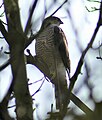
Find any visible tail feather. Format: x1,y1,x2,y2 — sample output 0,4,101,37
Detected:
55,82,69,114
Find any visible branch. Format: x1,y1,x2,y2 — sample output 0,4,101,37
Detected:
26,50,93,115
28,78,44,85
0,2,4,8
0,0,69,72
32,78,45,97
26,49,50,78
50,0,68,17
0,59,10,71
85,6,100,12
0,1,41,74
0,20,8,43
69,1,102,93
3,0,33,119
96,56,102,60
87,0,101,3
24,0,38,35
96,47,102,60
25,0,68,47
70,93,93,115
0,79,15,120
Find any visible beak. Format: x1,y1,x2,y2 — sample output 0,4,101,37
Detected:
60,21,63,24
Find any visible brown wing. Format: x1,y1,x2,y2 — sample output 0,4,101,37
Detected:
54,26,70,75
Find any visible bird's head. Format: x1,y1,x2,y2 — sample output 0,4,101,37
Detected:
41,16,63,28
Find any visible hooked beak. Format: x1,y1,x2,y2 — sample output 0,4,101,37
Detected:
60,21,63,24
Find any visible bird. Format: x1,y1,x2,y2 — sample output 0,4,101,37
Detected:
35,16,70,116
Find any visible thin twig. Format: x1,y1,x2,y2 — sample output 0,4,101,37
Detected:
92,41,102,50
0,2,4,8
85,6,100,12
26,49,93,115
0,20,7,25
25,0,68,47
50,0,68,17
87,0,101,3
28,77,44,85
24,0,38,36
32,79,45,97
0,1,68,72
8,105,16,109
69,1,102,92
44,0,47,16
96,56,102,60
0,59,10,71
96,43,102,60
0,36,4,39
0,20,8,43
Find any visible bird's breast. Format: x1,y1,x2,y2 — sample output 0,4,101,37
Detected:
35,26,66,82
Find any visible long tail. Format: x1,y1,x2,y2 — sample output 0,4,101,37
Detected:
55,81,69,116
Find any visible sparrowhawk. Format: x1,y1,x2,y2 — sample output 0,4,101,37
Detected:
35,16,70,115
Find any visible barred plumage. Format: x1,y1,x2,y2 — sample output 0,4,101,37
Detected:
35,16,70,116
